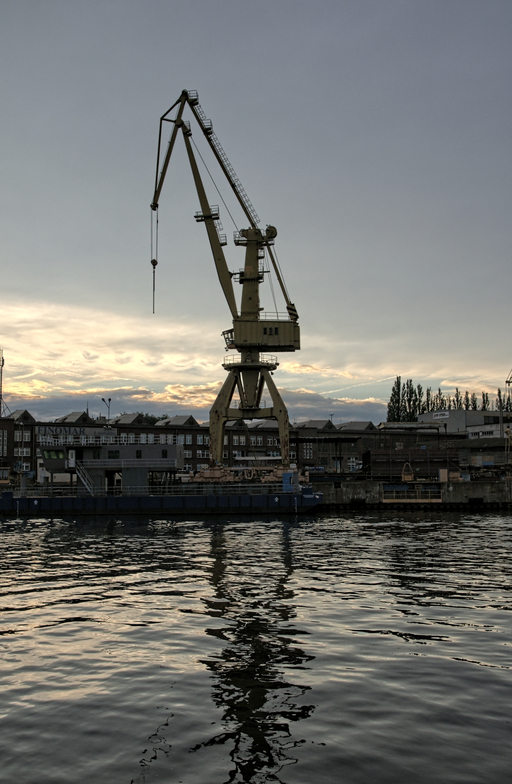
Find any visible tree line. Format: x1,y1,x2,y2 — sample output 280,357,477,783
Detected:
386,376,512,422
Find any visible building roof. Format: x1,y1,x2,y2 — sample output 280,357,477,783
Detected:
53,412,95,425
8,409,36,423
155,415,200,427
336,421,376,431
296,419,337,430
110,413,145,425
247,420,280,430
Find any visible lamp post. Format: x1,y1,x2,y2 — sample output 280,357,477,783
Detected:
101,397,111,423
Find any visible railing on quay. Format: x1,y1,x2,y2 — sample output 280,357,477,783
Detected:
12,482,289,498
382,484,443,502
80,459,179,469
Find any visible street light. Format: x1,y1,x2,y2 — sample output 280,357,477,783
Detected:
101,397,111,422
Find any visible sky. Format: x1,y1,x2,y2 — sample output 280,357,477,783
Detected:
1,0,511,423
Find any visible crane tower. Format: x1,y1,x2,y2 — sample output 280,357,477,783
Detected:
151,90,300,466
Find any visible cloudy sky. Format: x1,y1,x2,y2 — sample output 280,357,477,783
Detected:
1,1,511,423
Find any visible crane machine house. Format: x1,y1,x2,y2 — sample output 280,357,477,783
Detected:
151,90,300,477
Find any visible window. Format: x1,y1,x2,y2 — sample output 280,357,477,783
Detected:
159,434,167,444
0,468,8,480
257,437,263,446
148,433,154,444
267,437,274,446
177,435,185,445
162,449,168,458
120,433,128,444
93,449,101,459
185,435,192,445
240,436,246,446
224,436,228,445
184,450,192,458
22,463,30,472
233,436,239,446
43,449,65,459
267,450,280,458
136,450,142,459
140,434,147,444
14,431,22,442
204,436,210,446
108,450,120,459
15,447,31,457
290,451,296,459
223,450,228,459
197,434,203,445
23,431,31,442
250,436,256,446
128,433,135,444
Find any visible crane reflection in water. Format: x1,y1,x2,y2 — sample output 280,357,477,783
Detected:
139,519,315,783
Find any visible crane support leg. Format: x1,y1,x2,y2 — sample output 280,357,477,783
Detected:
209,374,238,465
261,368,290,465
209,362,290,467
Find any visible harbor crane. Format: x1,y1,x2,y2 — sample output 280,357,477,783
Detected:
151,90,300,466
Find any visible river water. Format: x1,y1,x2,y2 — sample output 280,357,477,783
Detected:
1,512,511,783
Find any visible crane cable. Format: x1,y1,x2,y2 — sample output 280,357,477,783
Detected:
191,136,240,232
150,207,159,313
191,135,280,315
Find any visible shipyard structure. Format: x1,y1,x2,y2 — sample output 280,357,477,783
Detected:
2,407,512,510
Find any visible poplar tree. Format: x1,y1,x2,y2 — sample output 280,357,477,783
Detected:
387,376,402,422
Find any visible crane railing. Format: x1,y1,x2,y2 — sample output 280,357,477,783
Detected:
188,96,260,227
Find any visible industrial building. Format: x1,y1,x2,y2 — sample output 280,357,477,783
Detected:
3,405,512,494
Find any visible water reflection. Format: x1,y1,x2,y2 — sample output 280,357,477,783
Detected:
195,522,314,781
140,520,315,782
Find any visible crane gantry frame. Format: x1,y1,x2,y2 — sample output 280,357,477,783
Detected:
151,90,300,466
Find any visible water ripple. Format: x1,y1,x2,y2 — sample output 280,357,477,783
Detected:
0,512,511,783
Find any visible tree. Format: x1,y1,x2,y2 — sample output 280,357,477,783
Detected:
425,387,433,412
463,390,471,410
387,376,402,422
401,379,419,422
454,388,463,409
481,392,489,411
417,384,425,414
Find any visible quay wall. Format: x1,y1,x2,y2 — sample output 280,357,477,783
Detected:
312,479,512,509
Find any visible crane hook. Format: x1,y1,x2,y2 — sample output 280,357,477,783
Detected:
151,258,158,313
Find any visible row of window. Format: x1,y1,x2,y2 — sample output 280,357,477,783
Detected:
14,431,31,442
224,435,281,446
